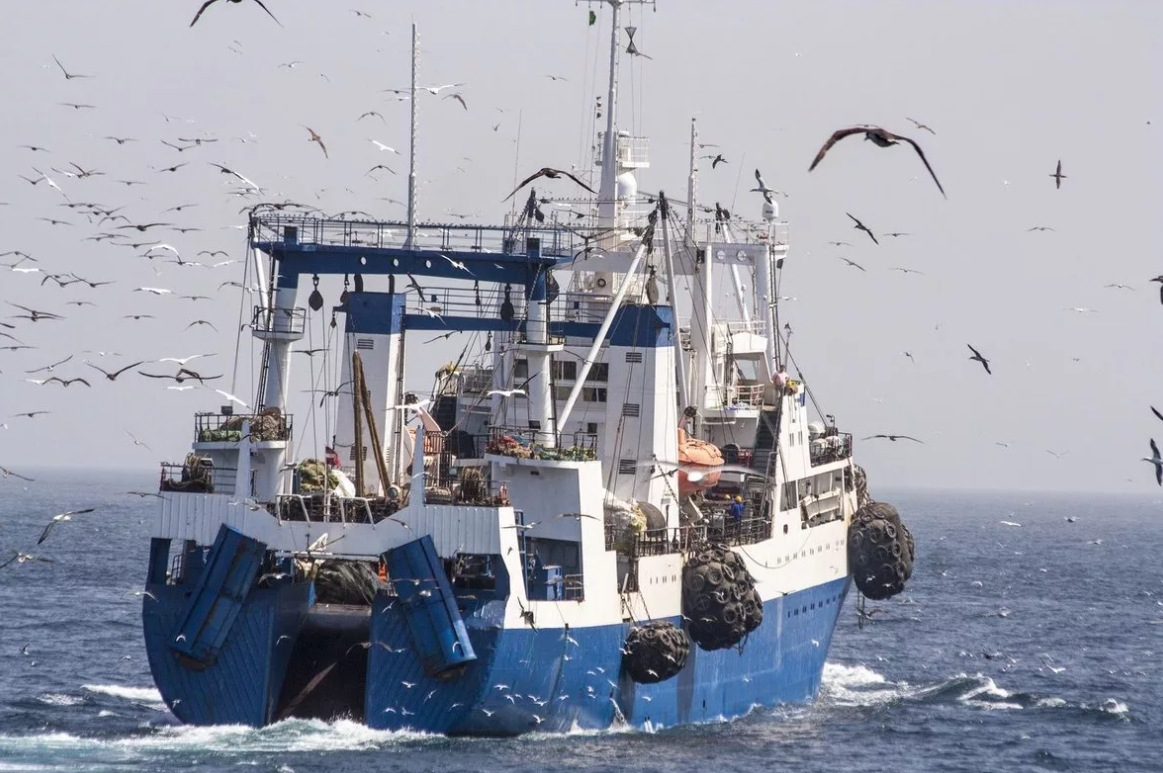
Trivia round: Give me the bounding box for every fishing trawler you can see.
[140,1,914,735]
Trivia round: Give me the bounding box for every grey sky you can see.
[0,1,1160,493]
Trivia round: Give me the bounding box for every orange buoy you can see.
[677,428,724,496]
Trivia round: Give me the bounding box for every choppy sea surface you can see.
[0,469,1159,772]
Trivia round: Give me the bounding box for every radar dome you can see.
[762,197,779,221]
[616,172,638,202]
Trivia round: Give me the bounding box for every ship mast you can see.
[596,1,621,228]
[405,23,419,249]
[593,0,652,230]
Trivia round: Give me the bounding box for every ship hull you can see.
[143,573,849,734]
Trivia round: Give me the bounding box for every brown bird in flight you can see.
[862,434,924,443]
[303,126,328,159]
[190,0,282,28]
[809,126,946,198]
[504,168,595,202]
[1050,160,1066,189]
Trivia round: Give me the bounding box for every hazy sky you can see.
[0,1,1161,494]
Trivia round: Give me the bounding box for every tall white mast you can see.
[405,23,419,249]
[596,0,622,229]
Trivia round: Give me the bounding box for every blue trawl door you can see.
[385,536,477,678]
[170,524,267,666]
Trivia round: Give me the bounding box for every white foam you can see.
[36,694,84,707]
[1100,699,1129,715]
[82,684,162,703]
[820,661,903,706]
[822,662,887,688]
[0,720,432,756]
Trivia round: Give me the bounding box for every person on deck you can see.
[729,495,745,533]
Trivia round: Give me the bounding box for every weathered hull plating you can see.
[143,575,849,734]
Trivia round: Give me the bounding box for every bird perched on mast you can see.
[809,125,946,197]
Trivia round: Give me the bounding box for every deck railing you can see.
[249,212,588,260]
[810,432,853,466]
[194,412,293,444]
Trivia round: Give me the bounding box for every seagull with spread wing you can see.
[303,126,328,158]
[967,344,992,375]
[504,168,595,202]
[190,0,282,28]
[862,434,924,443]
[809,125,946,197]
[38,508,97,545]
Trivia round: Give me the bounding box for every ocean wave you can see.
[35,694,85,707]
[820,662,1138,723]
[0,719,435,756]
[81,685,162,703]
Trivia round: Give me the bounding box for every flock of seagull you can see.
[1,5,1158,575]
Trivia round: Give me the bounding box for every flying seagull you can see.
[846,213,878,245]
[837,257,866,272]
[503,168,595,202]
[190,0,282,28]
[1151,276,1163,305]
[1143,439,1163,486]
[750,169,776,202]
[1050,160,1066,189]
[303,126,328,158]
[809,126,946,197]
[905,117,935,135]
[967,344,992,375]
[52,55,92,80]
[862,434,923,443]
[38,508,97,545]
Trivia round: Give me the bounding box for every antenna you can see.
[583,0,654,229]
[405,23,419,249]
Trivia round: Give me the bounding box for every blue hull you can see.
[144,574,849,734]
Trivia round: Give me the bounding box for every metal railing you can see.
[159,462,240,496]
[403,286,612,326]
[276,493,401,524]
[810,433,853,467]
[249,213,589,261]
[484,426,599,461]
[607,514,772,558]
[251,305,305,336]
[595,132,650,168]
[194,412,293,444]
[693,220,789,247]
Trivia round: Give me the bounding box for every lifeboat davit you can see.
[677,428,725,496]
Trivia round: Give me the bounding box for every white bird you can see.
[158,354,212,366]
[371,140,399,154]
[168,386,194,392]
[419,83,465,95]
[401,681,417,689]
[145,243,180,256]
[438,253,473,274]
[1143,439,1163,486]
[750,168,775,202]
[487,388,526,398]
[1066,307,1097,314]
[32,167,68,200]
[215,389,250,409]
[999,521,1022,527]
[134,287,173,295]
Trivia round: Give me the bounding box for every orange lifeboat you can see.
[677,428,725,496]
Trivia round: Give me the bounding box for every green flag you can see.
[589,10,597,26]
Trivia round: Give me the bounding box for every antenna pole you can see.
[597,0,621,228]
[405,23,419,249]
[687,117,698,242]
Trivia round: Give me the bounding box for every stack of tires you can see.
[681,544,763,651]
[848,501,914,600]
[622,621,690,684]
